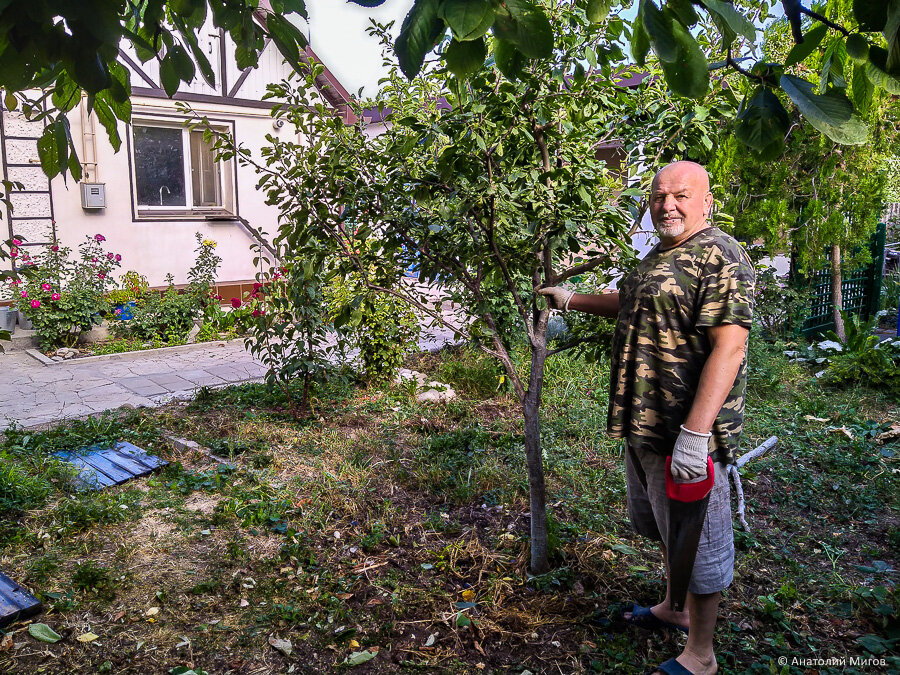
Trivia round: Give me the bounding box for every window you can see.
[131,121,234,215]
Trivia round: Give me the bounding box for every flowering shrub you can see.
[106,270,150,307]
[13,235,121,349]
[187,233,222,313]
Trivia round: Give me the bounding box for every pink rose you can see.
[115,254,121,262]
[231,298,241,308]
[98,273,106,280]
[10,248,18,258]
[51,293,60,301]
[107,252,114,260]
[41,283,52,291]
[30,300,40,309]
[114,308,122,315]
[12,238,21,246]
[94,234,106,242]
[20,290,27,298]
[50,245,59,252]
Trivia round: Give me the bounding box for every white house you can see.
[1,19,354,302]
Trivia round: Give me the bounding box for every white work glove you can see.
[670,425,712,483]
[537,286,575,311]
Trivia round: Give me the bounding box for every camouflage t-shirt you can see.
[607,227,755,464]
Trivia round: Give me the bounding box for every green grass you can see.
[0,341,897,674]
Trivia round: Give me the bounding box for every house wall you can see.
[47,97,296,287]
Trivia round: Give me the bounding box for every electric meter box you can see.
[80,183,106,209]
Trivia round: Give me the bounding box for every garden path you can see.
[0,314,463,431]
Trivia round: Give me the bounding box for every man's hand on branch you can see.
[537,286,574,311]
[670,425,712,483]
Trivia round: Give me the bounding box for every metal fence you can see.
[796,222,887,338]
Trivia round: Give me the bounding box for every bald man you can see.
[540,162,754,675]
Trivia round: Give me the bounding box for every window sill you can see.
[136,209,238,221]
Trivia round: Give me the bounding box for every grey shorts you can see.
[625,443,734,595]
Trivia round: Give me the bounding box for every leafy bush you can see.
[813,312,900,396]
[12,234,121,349]
[106,270,150,307]
[243,261,339,414]
[186,234,222,312]
[754,265,810,339]
[327,274,420,384]
[111,277,196,342]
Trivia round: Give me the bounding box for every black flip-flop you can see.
[645,657,695,675]
[624,604,689,635]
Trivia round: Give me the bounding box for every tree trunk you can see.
[831,243,846,342]
[523,343,550,575]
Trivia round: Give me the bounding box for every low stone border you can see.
[22,338,245,367]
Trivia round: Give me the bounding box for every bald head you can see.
[648,161,714,246]
[651,161,710,193]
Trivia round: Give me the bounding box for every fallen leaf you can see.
[343,650,377,666]
[239,599,249,608]
[28,623,62,643]
[145,607,160,617]
[336,593,353,600]
[76,632,99,643]
[875,424,900,444]
[366,598,384,607]
[425,634,436,647]
[826,425,854,439]
[112,611,126,622]
[461,589,475,602]
[0,634,13,652]
[804,415,830,422]
[269,636,292,656]
[348,639,360,650]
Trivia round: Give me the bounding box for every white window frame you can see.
[130,115,236,218]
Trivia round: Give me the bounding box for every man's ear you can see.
[704,192,714,218]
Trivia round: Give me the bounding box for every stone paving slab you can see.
[0,311,465,431]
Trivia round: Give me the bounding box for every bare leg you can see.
[624,543,689,629]
[626,544,720,674]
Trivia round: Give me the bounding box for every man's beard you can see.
[655,220,684,239]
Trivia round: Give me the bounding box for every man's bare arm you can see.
[682,323,749,434]
[567,292,620,318]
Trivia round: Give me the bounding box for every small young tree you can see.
[200,2,644,573]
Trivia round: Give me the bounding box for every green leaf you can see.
[51,73,81,114]
[438,0,495,41]
[846,33,870,64]
[445,37,487,77]
[493,38,526,79]
[631,11,651,66]
[159,53,180,97]
[92,95,122,152]
[499,0,552,59]
[267,14,309,72]
[641,0,679,63]
[734,87,791,154]
[852,63,875,113]
[885,0,900,73]
[779,74,868,145]
[784,23,828,67]
[586,0,612,24]
[37,127,60,179]
[343,650,377,666]
[853,0,888,32]
[29,623,62,643]
[666,0,698,27]
[54,117,69,180]
[169,45,196,83]
[865,45,900,93]
[396,0,446,79]
[656,11,709,98]
[697,0,756,44]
